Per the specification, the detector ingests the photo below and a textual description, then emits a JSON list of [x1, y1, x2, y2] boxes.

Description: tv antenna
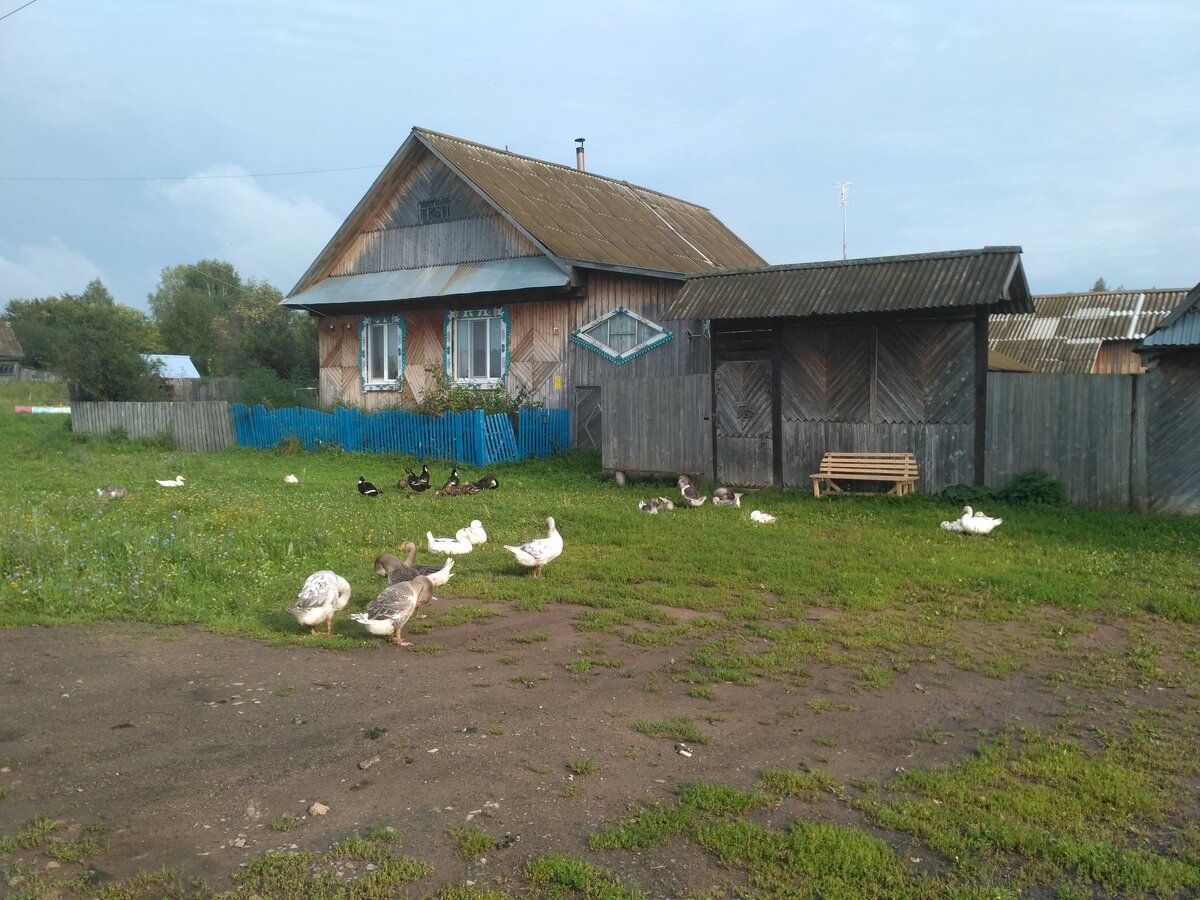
[[838, 180, 851, 260]]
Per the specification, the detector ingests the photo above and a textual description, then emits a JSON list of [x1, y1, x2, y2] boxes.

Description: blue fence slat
[[232, 404, 571, 461]]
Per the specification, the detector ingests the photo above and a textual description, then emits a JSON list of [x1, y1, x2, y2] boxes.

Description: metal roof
[[0, 319, 23, 359], [144, 354, 200, 379], [287, 127, 766, 299], [283, 257, 570, 310], [990, 287, 1188, 372], [1139, 282, 1200, 351], [664, 247, 1031, 320]]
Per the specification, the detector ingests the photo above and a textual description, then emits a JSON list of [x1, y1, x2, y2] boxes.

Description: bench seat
[[810, 452, 918, 498]]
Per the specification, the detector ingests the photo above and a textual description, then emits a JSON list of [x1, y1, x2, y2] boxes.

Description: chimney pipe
[[575, 137, 585, 171]]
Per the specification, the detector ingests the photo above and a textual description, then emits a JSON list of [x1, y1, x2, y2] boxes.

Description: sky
[[1, 0, 1198, 313]]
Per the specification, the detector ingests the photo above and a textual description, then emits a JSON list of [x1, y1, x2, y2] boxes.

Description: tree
[[149, 260, 243, 376], [212, 280, 317, 382], [1091, 277, 1109, 292], [3, 280, 167, 400]]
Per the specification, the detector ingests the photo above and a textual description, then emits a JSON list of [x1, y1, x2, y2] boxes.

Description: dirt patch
[[0, 607, 1185, 896]]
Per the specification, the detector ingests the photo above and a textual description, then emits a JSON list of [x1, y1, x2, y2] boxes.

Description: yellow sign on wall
[[553, 374, 562, 390]]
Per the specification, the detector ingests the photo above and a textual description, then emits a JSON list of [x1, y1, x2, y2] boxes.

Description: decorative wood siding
[[714, 359, 772, 486], [1146, 353, 1200, 514]]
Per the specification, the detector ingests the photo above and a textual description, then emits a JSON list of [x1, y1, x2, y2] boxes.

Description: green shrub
[[938, 482, 996, 505], [997, 467, 1065, 506], [413, 365, 539, 417]]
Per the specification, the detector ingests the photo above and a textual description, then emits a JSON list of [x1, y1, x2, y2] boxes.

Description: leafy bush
[[413, 365, 539, 417], [938, 483, 996, 506], [240, 366, 319, 410], [996, 467, 1065, 506]]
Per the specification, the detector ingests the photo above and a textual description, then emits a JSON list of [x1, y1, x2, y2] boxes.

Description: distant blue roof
[[1139, 282, 1200, 352], [144, 354, 201, 379]]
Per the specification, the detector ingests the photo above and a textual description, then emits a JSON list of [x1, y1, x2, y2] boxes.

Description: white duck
[[465, 519, 488, 546], [637, 498, 659, 514], [712, 487, 743, 508], [427, 527, 474, 555], [504, 516, 563, 577], [96, 485, 130, 501], [677, 475, 707, 507], [959, 505, 1003, 535], [749, 509, 777, 524], [289, 570, 352, 636], [156, 475, 185, 487], [351, 575, 434, 646], [939, 519, 965, 532], [284, 474, 299, 484], [375, 541, 454, 586], [654, 496, 675, 511]]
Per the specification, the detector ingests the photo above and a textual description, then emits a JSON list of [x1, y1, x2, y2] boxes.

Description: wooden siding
[[71, 401, 234, 453], [602, 374, 711, 475], [714, 359, 772, 486], [1145, 353, 1200, 514], [1092, 340, 1148, 375], [985, 373, 1138, 509]]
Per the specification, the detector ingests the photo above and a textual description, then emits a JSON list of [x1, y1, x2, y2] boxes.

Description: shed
[[0, 319, 23, 379], [606, 247, 1032, 492], [143, 354, 201, 379]]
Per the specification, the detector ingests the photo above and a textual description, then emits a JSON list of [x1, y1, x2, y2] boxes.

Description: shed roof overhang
[[281, 256, 571, 313]]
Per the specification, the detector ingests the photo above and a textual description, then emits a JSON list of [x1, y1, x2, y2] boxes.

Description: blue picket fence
[[231, 404, 571, 467]]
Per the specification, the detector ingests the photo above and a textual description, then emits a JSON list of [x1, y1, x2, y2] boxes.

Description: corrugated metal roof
[[417, 129, 766, 276], [990, 287, 1188, 372], [144, 354, 200, 379], [664, 247, 1031, 320], [287, 128, 766, 299], [1139, 282, 1200, 351], [283, 256, 570, 309]]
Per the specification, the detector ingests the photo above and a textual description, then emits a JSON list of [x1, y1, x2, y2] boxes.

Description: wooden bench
[[810, 452, 919, 498]]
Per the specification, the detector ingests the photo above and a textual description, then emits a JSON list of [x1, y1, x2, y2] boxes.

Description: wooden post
[[771, 328, 783, 487], [974, 307, 988, 486]]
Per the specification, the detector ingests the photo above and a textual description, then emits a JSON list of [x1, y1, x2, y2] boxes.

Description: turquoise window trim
[[360, 314, 405, 392], [569, 305, 673, 365], [444, 306, 509, 386]]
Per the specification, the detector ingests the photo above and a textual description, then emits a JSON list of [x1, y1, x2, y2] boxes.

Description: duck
[[357, 476, 380, 497], [504, 516, 563, 578], [289, 570, 352, 636], [654, 496, 675, 511], [436, 481, 481, 497], [404, 465, 431, 492], [677, 474, 707, 508], [96, 485, 130, 501], [427, 527, 474, 555], [350, 575, 435, 646], [473, 474, 499, 490], [637, 498, 659, 514], [156, 475, 185, 487], [284, 474, 299, 484], [712, 487, 743, 508], [959, 505, 1003, 535], [465, 519, 487, 545], [375, 542, 455, 586], [939, 518, 965, 532], [749, 509, 777, 524], [444, 467, 461, 489]]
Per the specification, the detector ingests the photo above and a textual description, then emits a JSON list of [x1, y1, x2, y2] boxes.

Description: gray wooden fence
[[71, 401, 235, 453]]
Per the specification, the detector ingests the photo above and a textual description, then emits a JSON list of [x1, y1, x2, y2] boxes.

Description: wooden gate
[[575, 385, 601, 452], [714, 359, 773, 486]]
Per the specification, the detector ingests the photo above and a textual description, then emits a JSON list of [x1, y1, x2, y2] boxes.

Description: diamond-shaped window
[[570, 307, 672, 365]]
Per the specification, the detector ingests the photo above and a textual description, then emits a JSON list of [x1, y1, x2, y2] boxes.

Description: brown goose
[[374, 541, 454, 586]]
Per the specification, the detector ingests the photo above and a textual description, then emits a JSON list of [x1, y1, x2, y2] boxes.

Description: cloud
[[154, 167, 342, 293], [0, 239, 105, 305]]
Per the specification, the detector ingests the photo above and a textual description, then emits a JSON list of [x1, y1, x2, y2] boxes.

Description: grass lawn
[[1, 381, 1198, 898]]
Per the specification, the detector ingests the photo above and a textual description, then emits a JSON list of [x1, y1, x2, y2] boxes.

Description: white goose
[[289, 570, 352, 636], [465, 519, 488, 546], [284, 474, 299, 484], [427, 528, 474, 555], [677, 475, 707, 508], [749, 509, 777, 524], [712, 487, 743, 507], [155, 475, 185, 487], [351, 575, 434, 646], [504, 516, 563, 577], [959, 505, 1003, 535]]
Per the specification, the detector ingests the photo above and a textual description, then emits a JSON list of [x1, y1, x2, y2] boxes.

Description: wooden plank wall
[[1145, 353, 1200, 514], [71, 401, 234, 453], [985, 373, 1139, 509], [602, 374, 711, 475]]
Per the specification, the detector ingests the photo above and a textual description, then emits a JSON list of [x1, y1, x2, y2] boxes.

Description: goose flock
[[637, 475, 779, 525], [940, 505, 1004, 535]]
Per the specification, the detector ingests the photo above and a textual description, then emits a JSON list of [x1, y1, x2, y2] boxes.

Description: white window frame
[[361, 315, 404, 391], [570, 306, 673, 365], [445, 307, 508, 386]]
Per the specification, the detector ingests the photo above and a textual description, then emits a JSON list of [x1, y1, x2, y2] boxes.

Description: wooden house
[[1135, 281, 1200, 514], [990, 288, 1187, 374], [282, 127, 764, 449], [605, 248, 1033, 492], [0, 319, 22, 380]]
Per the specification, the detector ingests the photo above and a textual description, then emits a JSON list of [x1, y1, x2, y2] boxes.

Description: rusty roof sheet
[[1139, 282, 1200, 351], [664, 247, 1031, 320], [416, 129, 765, 276], [990, 287, 1188, 371]]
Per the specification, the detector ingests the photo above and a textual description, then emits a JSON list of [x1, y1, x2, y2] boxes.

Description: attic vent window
[[570, 307, 673, 365], [419, 198, 450, 224]]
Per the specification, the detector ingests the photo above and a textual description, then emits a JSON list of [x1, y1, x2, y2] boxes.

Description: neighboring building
[[604, 247, 1032, 491], [143, 354, 201, 380], [282, 127, 764, 449], [990, 288, 1187, 374], [0, 319, 23, 379]]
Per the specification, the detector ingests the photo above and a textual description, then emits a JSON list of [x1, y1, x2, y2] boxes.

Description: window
[[446, 308, 507, 384], [361, 315, 403, 391], [419, 198, 450, 224], [570, 307, 672, 364]]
